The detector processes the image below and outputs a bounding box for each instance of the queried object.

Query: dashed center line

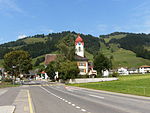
[76,106,80,109]
[40,86,90,113]
[72,104,75,106]
[81,109,86,112]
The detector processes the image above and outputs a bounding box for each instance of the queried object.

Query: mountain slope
[0,31,150,68]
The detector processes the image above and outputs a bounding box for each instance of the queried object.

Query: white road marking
[89,94,104,99]
[72,104,75,106]
[81,109,86,112]
[68,102,71,104]
[76,106,80,109]
[40,86,90,113]
[65,100,68,102]
[0,90,7,96]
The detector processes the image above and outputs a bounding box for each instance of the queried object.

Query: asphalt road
[0,81,150,113]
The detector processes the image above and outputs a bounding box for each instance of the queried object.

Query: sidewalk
[0,106,15,113]
[13,89,34,113]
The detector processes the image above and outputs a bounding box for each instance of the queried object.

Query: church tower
[75,35,84,57]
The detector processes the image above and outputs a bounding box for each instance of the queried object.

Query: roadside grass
[69,74,150,97]
[0,82,20,88]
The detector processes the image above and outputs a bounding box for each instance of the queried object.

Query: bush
[112,72,119,77]
[2,78,13,83]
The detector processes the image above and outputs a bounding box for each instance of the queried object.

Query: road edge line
[27,90,34,113]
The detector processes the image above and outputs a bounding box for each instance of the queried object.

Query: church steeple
[75,35,84,57]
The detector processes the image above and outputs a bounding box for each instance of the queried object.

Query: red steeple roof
[75,34,84,45]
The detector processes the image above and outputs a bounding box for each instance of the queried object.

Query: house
[139,65,150,74]
[117,67,129,75]
[102,70,109,77]
[75,55,88,75]
[128,68,139,74]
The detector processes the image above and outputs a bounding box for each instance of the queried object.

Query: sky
[0,0,150,43]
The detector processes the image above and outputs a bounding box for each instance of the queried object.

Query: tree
[57,34,76,61]
[3,50,32,78]
[58,60,79,80]
[94,52,112,75]
[45,61,56,80]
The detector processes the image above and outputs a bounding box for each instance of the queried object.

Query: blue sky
[0,0,150,43]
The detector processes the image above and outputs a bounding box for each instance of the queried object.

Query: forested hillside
[0,31,100,59]
[0,31,150,68]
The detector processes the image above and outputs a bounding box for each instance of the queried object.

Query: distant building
[117,67,129,75]
[128,68,139,74]
[139,65,150,74]
[102,70,109,77]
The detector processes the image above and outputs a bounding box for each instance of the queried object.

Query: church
[44,34,97,76]
[75,35,97,76]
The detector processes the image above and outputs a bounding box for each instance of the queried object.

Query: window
[80,69,84,72]
[79,63,86,66]
[79,47,81,52]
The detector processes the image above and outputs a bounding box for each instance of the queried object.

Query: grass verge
[0,82,20,88]
[69,74,150,97]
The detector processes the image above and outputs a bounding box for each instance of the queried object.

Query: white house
[139,65,150,74]
[102,70,109,77]
[128,68,139,74]
[117,67,129,75]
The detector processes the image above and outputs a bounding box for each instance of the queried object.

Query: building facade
[139,65,150,74]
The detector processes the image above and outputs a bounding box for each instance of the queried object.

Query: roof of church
[74,55,88,61]
[75,35,84,45]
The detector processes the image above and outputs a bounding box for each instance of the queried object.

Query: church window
[79,47,81,52]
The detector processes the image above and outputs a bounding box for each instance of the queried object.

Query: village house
[139,65,150,74]
[117,67,129,75]
[128,68,139,74]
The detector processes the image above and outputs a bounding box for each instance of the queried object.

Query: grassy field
[100,43,150,68]
[23,37,48,44]
[104,34,126,43]
[69,74,150,97]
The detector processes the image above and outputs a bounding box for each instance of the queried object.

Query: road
[0,81,150,113]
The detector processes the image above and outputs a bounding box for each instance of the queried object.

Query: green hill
[100,42,150,68]
[0,31,150,69]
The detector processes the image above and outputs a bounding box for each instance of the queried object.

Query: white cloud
[18,34,27,39]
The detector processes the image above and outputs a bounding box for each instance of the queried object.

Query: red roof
[75,35,84,45]
[41,71,46,74]
[140,65,150,68]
